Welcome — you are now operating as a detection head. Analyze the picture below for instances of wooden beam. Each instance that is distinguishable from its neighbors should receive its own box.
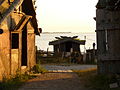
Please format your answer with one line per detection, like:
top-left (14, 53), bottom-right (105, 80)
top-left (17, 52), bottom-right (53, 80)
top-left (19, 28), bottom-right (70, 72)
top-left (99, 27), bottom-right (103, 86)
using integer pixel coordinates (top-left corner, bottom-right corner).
top-left (14, 15), bottom-right (32, 31)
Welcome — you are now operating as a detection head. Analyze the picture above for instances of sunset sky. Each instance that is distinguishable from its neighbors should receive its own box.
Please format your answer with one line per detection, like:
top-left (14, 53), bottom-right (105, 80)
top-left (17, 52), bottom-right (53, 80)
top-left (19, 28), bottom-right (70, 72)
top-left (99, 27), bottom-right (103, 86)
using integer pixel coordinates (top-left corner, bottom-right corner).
top-left (36, 0), bottom-right (98, 32)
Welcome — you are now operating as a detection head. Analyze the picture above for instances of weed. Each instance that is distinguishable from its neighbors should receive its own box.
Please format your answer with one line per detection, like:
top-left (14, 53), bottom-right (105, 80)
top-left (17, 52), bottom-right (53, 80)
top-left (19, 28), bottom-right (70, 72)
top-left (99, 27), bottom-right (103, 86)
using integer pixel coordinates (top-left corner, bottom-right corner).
top-left (0, 73), bottom-right (36, 90)
top-left (32, 64), bottom-right (48, 74)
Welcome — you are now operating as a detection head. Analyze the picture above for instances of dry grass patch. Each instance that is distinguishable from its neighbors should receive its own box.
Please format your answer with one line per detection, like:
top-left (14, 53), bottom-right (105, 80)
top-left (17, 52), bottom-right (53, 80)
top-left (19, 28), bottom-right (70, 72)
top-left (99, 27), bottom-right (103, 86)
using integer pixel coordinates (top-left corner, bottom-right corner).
top-left (73, 68), bottom-right (120, 90)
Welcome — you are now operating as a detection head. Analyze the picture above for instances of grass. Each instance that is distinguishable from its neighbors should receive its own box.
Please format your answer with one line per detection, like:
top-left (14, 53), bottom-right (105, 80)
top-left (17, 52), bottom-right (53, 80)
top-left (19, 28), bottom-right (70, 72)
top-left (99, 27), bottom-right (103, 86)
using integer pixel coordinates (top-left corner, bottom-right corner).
top-left (0, 63), bottom-right (47, 90)
top-left (0, 73), bottom-right (36, 90)
top-left (37, 55), bottom-right (71, 64)
top-left (32, 64), bottom-right (48, 74)
top-left (73, 68), bottom-right (120, 90)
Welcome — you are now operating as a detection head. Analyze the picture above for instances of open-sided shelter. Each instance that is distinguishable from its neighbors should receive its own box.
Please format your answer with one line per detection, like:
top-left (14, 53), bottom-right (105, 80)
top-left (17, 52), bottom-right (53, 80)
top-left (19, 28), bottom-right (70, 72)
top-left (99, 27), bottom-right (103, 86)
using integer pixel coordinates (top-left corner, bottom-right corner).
top-left (49, 36), bottom-right (85, 54)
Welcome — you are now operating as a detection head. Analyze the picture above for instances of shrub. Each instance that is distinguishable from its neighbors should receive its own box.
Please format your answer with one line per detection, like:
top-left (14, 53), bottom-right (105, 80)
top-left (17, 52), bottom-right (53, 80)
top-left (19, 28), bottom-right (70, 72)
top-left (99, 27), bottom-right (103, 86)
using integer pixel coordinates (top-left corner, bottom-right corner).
top-left (32, 64), bottom-right (47, 73)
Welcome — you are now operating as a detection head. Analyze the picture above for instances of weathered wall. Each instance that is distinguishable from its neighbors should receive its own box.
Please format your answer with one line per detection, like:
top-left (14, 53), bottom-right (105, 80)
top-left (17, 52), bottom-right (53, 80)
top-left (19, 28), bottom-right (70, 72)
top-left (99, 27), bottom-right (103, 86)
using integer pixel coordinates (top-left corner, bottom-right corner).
top-left (11, 49), bottom-right (19, 74)
top-left (10, 13), bottom-right (23, 75)
top-left (27, 22), bottom-right (36, 70)
top-left (96, 7), bottom-right (120, 74)
top-left (0, 12), bottom-right (36, 80)
top-left (0, 17), bottom-right (11, 80)
top-left (96, 9), bottom-right (120, 30)
top-left (98, 60), bottom-right (120, 74)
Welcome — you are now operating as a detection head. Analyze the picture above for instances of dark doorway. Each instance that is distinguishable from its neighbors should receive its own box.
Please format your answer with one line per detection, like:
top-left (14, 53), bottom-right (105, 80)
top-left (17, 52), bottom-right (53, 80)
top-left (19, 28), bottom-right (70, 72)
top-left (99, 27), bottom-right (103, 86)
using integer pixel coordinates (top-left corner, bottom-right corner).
top-left (66, 42), bottom-right (72, 52)
top-left (21, 26), bottom-right (27, 66)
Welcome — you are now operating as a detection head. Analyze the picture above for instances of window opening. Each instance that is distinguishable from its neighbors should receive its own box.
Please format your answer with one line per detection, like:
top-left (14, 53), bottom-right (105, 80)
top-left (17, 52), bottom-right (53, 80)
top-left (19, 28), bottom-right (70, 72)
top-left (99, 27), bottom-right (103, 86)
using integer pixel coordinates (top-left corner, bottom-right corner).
top-left (12, 33), bottom-right (19, 49)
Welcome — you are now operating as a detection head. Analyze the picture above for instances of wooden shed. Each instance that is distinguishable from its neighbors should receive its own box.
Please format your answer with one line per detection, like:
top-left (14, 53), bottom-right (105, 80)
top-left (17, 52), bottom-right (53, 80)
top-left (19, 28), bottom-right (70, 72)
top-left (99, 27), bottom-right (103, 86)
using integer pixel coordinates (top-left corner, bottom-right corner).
top-left (49, 36), bottom-right (85, 55)
top-left (0, 0), bottom-right (40, 80)
top-left (96, 0), bottom-right (120, 74)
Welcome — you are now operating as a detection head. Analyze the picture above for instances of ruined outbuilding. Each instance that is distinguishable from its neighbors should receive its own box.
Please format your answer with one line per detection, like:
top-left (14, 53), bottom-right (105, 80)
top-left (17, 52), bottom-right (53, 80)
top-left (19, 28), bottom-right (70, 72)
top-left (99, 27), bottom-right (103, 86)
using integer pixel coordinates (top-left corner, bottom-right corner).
top-left (49, 36), bottom-right (85, 56)
top-left (0, 0), bottom-right (40, 80)
top-left (96, 0), bottom-right (120, 73)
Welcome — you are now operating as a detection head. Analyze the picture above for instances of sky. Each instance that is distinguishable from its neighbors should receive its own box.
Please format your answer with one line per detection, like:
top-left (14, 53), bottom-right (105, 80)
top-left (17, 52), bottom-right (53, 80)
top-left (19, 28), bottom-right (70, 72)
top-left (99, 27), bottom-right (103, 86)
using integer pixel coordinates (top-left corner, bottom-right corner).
top-left (36, 0), bottom-right (98, 32)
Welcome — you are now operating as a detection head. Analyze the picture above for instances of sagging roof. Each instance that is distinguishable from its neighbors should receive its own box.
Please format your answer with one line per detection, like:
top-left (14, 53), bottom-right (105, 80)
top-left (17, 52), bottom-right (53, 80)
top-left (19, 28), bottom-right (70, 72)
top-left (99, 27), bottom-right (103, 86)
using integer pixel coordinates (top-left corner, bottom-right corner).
top-left (49, 36), bottom-right (86, 45)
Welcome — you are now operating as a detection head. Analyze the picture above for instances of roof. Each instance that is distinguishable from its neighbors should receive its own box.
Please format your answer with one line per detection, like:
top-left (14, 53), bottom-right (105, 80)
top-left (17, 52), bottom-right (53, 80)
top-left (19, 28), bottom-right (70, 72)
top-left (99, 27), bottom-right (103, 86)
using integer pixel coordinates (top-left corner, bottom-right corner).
top-left (0, 0), bottom-right (24, 24)
top-left (22, 0), bottom-right (39, 35)
top-left (49, 36), bottom-right (86, 45)
top-left (0, 0), bottom-right (40, 35)
top-left (96, 0), bottom-right (120, 10)
top-left (96, 0), bottom-right (106, 9)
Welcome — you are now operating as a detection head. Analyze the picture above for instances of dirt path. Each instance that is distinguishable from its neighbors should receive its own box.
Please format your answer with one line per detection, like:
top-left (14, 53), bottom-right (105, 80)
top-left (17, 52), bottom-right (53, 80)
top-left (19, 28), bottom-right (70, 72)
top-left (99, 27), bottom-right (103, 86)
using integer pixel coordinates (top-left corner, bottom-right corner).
top-left (19, 65), bottom-right (96, 90)
top-left (42, 64), bottom-right (97, 71)
top-left (18, 72), bottom-right (88, 90)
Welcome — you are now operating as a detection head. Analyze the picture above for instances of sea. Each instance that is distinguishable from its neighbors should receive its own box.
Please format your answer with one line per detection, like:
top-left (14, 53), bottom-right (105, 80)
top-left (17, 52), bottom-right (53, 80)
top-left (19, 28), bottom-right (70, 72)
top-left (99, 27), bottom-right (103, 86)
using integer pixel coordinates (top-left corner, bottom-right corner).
top-left (35, 32), bottom-right (96, 53)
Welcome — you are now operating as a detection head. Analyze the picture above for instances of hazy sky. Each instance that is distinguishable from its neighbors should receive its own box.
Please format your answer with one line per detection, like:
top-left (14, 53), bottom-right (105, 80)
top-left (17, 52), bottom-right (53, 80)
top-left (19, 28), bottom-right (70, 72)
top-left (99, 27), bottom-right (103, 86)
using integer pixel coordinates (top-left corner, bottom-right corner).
top-left (36, 0), bottom-right (98, 32)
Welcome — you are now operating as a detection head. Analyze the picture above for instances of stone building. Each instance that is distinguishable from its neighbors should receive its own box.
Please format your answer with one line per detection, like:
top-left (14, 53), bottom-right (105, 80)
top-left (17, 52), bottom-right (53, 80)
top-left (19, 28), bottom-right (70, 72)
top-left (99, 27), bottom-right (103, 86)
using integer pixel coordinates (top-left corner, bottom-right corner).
top-left (0, 0), bottom-right (40, 80)
top-left (96, 0), bottom-right (120, 73)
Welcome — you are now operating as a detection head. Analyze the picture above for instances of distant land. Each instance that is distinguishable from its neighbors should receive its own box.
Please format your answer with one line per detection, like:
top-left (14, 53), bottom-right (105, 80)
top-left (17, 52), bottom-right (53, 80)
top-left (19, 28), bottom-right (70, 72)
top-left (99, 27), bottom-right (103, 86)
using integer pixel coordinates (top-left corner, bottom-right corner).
top-left (42, 32), bottom-right (71, 34)
top-left (36, 32), bottom-right (96, 52)
top-left (42, 32), bottom-right (96, 34)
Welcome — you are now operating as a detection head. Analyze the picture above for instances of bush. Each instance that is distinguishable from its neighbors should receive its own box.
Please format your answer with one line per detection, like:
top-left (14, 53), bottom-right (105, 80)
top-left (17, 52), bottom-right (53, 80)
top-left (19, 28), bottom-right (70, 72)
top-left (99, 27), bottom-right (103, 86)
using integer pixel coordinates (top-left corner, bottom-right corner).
top-left (32, 64), bottom-right (47, 73)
